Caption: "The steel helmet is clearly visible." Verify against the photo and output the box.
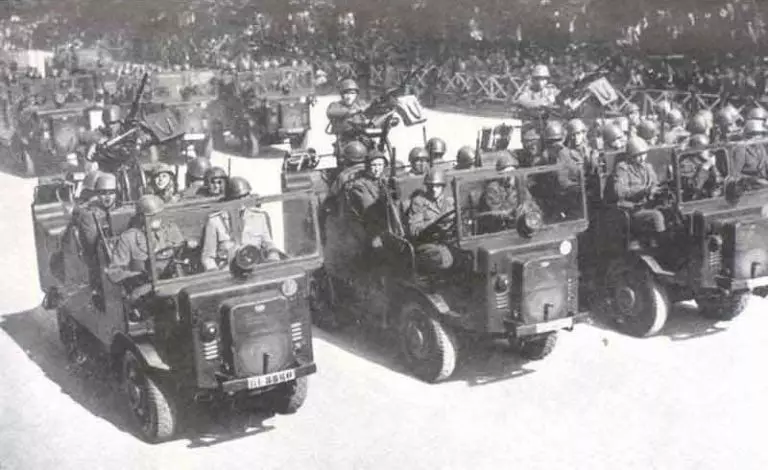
[455,146,475,168]
[689,134,710,149]
[544,121,565,141]
[426,137,447,156]
[186,157,211,179]
[342,141,368,164]
[423,168,447,186]
[687,113,709,134]
[666,108,684,127]
[496,153,519,172]
[137,194,164,216]
[94,172,117,191]
[522,127,540,142]
[408,146,429,163]
[636,120,659,141]
[82,170,102,191]
[602,123,625,144]
[205,166,227,181]
[102,105,121,124]
[624,103,641,115]
[566,118,587,134]
[150,162,174,176]
[339,78,359,93]
[715,105,740,127]
[744,119,766,136]
[746,106,768,121]
[532,64,550,78]
[626,136,650,157]
[226,176,252,199]
[366,149,388,165]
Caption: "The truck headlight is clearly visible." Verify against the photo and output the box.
[281,278,298,297]
[559,240,573,256]
[200,321,218,342]
[494,274,510,293]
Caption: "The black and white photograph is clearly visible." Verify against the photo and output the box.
[0,0,766,468]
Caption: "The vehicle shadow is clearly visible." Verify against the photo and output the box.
[0,307,276,446]
[313,323,536,387]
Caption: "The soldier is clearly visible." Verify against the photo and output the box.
[745,106,768,128]
[345,150,388,248]
[541,121,579,177]
[106,195,184,305]
[624,103,642,137]
[687,112,711,139]
[637,119,660,146]
[515,64,560,110]
[201,177,280,271]
[407,147,430,176]
[326,78,368,149]
[454,146,476,170]
[714,105,742,143]
[731,119,768,184]
[329,141,368,199]
[147,162,179,204]
[679,134,722,201]
[181,156,212,198]
[426,137,447,167]
[603,123,628,152]
[514,128,542,167]
[199,166,228,198]
[567,118,602,176]
[403,168,455,271]
[76,170,103,205]
[477,155,540,234]
[663,108,689,145]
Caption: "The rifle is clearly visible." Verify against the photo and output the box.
[385,147,405,237]
[125,72,149,125]
[93,212,113,262]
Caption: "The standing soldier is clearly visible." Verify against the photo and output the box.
[407,147,430,176]
[403,168,456,271]
[345,150,389,249]
[181,156,212,198]
[515,65,560,110]
[426,137,447,167]
[326,78,369,151]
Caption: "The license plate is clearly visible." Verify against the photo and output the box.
[246,368,296,389]
[184,132,206,140]
[533,317,573,334]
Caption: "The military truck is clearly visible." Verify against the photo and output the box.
[583,140,768,337]
[37,187,321,442]
[209,65,316,158]
[295,161,587,383]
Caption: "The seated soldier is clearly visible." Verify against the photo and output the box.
[403,168,455,271]
[454,146,476,170]
[197,166,228,198]
[201,177,280,271]
[181,156,212,198]
[513,127,542,168]
[608,136,666,235]
[147,162,179,203]
[679,134,722,201]
[476,156,540,234]
[106,195,184,306]
[731,120,768,187]
[407,147,430,176]
[426,137,447,167]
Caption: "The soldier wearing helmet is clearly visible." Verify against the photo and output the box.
[603,123,627,152]
[403,168,456,271]
[515,64,560,110]
[624,103,642,136]
[454,146,476,170]
[714,105,742,143]
[514,127,542,167]
[679,134,722,201]
[181,157,212,198]
[200,166,228,197]
[688,112,711,137]
[326,78,369,150]
[636,120,660,146]
[567,118,602,175]
[477,156,541,234]
[662,108,689,145]
[745,106,768,127]
[408,147,430,175]
[426,137,447,166]
[540,121,567,164]
[147,162,179,203]
[106,195,184,302]
[731,119,768,184]
[77,169,103,204]
[201,177,279,271]
[345,150,389,249]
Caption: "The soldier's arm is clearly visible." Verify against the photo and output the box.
[326,102,352,120]
[404,198,427,238]
[105,231,142,283]
[76,209,100,246]
[167,222,185,246]
[611,166,633,201]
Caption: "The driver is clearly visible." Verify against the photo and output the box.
[106,195,184,305]
[403,168,455,270]
[326,78,369,149]
[477,155,540,234]
[201,177,280,271]
[515,64,560,110]
[147,162,179,203]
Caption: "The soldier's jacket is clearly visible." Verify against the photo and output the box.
[572,144,604,176]
[731,142,768,179]
[679,155,722,200]
[346,175,384,220]
[201,207,278,271]
[541,144,583,188]
[512,148,537,168]
[515,84,560,109]
[149,185,180,204]
[609,159,659,204]
[477,180,541,233]
[326,99,369,136]
[71,202,110,254]
[109,221,184,281]
[404,193,455,238]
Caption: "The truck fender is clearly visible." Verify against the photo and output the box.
[636,254,676,279]
[113,335,171,372]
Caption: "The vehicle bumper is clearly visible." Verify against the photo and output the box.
[220,362,316,394]
[715,274,768,292]
[506,311,588,337]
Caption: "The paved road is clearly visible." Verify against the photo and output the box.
[1,103,767,470]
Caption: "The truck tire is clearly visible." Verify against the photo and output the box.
[57,309,85,364]
[122,350,176,443]
[599,261,670,338]
[697,292,750,321]
[511,332,558,360]
[399,302,458,383]
[309,270,353,330]
[270,377,309,415]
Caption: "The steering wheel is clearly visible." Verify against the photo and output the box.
[414,209,457,244]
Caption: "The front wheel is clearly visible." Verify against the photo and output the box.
[511,332,558,360]
[270,377,309,414]
[599,261,670,337]
[399,302,458,383]
[697,292,750,321]
[122,351,177,443]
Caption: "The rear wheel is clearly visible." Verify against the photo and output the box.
[599,261,670,337]
[511,332,558,360]
[57,309,85,364]
[122,351,177,443]
[399,302,458,383]
[309,270,353,330]
[270,377,309,415]
[697,292,750,321]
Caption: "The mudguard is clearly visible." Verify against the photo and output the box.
[636,253,676,279]
[128,340,171,371]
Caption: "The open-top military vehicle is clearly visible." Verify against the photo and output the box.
[209,65,316,158]
[582,140,768,337]
[46,188,321,442]
[299,160,587,382]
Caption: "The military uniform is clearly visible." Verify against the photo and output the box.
[404,193,455,238]
[149,185,179,204]
[515,84,560,109]
[70,202,111,288]
[512,148,540,168]
[108,221,184,286]
[346,175,385,221]
[610,160,659,204]
[326,99,369,148]
[679,155,722,201]
[201,207,279,271]
[731,143,768,179]
[477,179,540,234]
